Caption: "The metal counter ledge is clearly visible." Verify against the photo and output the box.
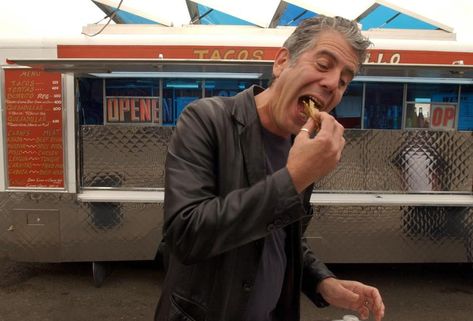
[77,190,473,207]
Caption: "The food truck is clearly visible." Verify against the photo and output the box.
[0,23,472,281]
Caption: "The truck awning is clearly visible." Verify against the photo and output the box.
[5,57,473,81]
[5,58,274,78]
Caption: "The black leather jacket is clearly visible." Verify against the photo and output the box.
[154,86,334,321]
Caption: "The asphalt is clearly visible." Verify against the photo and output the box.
[0,254,472,321]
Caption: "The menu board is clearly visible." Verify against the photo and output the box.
[4,69,64,188]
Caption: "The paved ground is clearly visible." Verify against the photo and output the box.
[0,254,472,321]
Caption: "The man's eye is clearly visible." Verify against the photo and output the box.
[316,62,329,70]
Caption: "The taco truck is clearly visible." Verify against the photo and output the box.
[0,21,472,284]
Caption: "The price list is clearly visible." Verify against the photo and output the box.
[4,69,64,188]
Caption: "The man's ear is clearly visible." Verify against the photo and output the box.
[272,47,290,79]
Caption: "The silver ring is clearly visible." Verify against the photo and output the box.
[300,128,309,133]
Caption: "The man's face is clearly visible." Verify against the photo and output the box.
[269,30,359,136]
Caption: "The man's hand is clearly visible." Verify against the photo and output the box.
[317,277,385,321]
[287,113,345,193]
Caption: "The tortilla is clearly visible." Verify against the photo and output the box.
[302,98,321,131]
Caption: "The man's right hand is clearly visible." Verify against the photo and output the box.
[286,112,345,193]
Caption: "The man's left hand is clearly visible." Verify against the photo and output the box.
[317,277,385,321]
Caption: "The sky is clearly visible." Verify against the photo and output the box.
[0,0,105,37]
[0,0,472,41]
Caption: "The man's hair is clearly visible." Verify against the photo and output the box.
[267,15,371,86]
[283,15,371,69]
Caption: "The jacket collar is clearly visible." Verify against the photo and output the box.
[232,86,266,185]
[231,85,263,130]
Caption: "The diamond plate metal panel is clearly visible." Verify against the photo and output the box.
[0,192,163,262]
[80,127,471,192]
[315,130,473,192]
[365,130,407,191]
[1,191,470,263]
[8,209,61,261]
[392,131,473,192]
[80,125,173,188]
[62,201,163,262]
[306,205,473,263]
[316,130,367,190]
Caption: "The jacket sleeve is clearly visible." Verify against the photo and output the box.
[301,237,335,307]
[163,102,306,265]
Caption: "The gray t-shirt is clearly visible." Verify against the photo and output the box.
[244,127,291,321]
